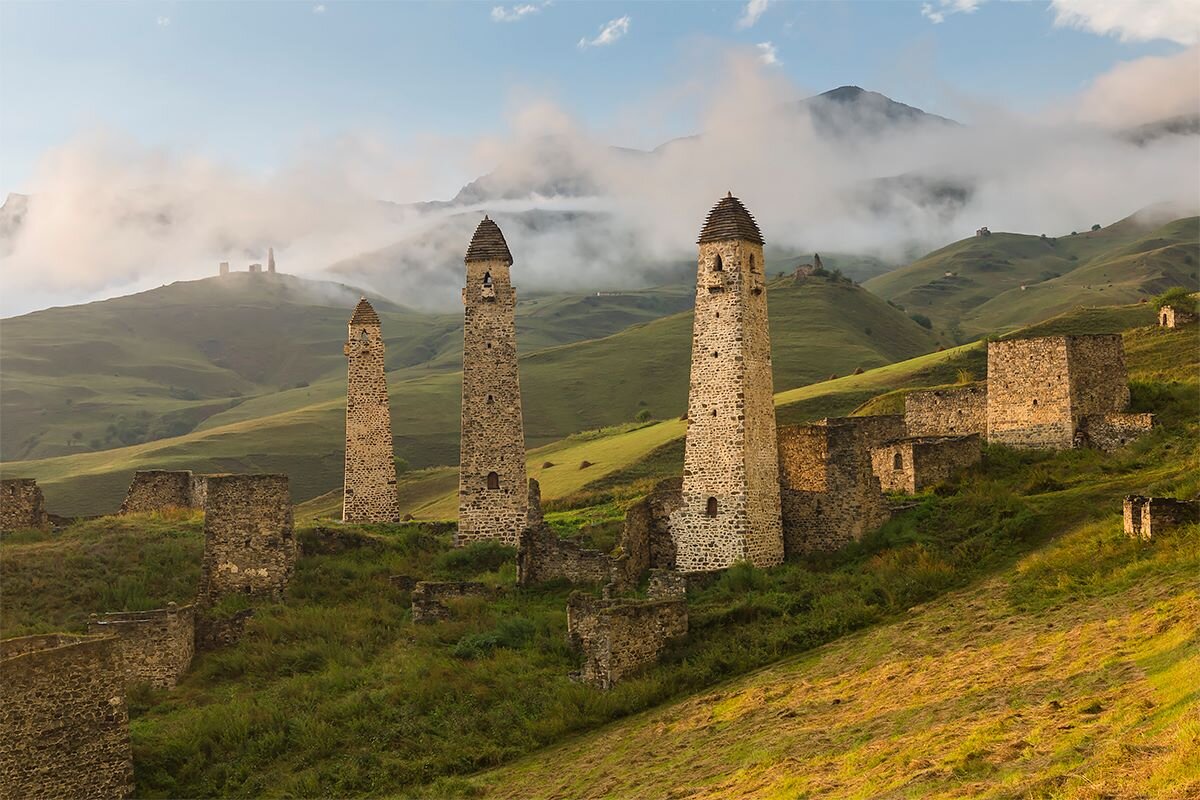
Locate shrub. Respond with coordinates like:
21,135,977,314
634,409,652,423
1091,224,1101,231
910,314,933,329
1154,286,1198,313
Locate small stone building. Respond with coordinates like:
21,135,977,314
871,434,982,495
0,633,134,799
1158,305,1197,328
0,477,49,531
458,216,529,546
986,335,1132,450
87,604,195,689
567,592,688,690
904,384,987,437
1123,495,1200,540
670,193,784,572
119,470,207,515
342,298,402,523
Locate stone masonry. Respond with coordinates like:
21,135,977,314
904,384,987,437
119,470,207,515
1123,495,1200,540
343,298,402,523
411,581,493,624
567,592,688,689
987,335,1131,450
1078,412,1155,452
0,478,49,531
0,633,134,799
87,603,195,689
1159,305,1197,328
670,193,784,571
458,216,528,546
871,434,982,495
778,415,906,555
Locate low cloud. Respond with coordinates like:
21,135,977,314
920,0,982,25
578,15,630,49
491,3,544,23
1050,0,1200,46
737,0,771,30
1069,45,1200,127
756,42,780,66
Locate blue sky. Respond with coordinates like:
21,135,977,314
0,0,1190,198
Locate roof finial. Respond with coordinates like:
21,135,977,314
726,190,733,198
484,213,490,221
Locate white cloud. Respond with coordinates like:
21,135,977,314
578,15,630,49
1069,45,1200,127
155,16,170,27
756,42,781,66
920,0,983,25
312,4,326,14
491,3,541,23
737,0,771,30
1050,0,1200,46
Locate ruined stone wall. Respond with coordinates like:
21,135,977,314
646,569,687,600
411,581,492,624
904,384,987,437
517,524,613,587
0,478,49,531
86,604,195,689
458,251,528,546
0,634,134,799
871,435,982,494
987,337,1075,449
620,477,682,575
671,238,783,571
1065,335,1130,419
196,474,295,608
343,304,401,523
1080,413,1154,452
1123,495,1200,539
1160,305,1197,328
566,593,688,689
118,470,204,514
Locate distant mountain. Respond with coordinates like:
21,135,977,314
0,192,29,256
799,85,959,137
1121,113,1200,146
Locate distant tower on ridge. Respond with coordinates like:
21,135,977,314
342,297,401,523
219,261,230,277
669,192,784,571
457,216,528,546
267,247,276,274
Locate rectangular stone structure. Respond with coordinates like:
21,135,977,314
567,593,688,690
871,434,982,494
1079,412,1155,452
0,634,134,799
0,478,49,531
1123,495,1200,540
197,474,296,608
670,193,783,572
458,217,529,546
119,469,206,515
87,604,195,689
1159,305,1197,328
986,335,1130,450
904,384,987,437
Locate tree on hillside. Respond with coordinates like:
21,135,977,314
1154,287,1198,313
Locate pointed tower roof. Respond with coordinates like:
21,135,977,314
349,297,380,325
465,215,513,264
697,192,764,245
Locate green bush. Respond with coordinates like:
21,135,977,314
452,616,537,659
1154,286,1198,313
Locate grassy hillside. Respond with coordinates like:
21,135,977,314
4,276,939,515
865,214,1198,339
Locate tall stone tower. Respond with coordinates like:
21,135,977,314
342,297,401,522
458,216,528,546
267,247,276,273
669,192,784,571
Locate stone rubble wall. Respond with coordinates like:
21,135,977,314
566,593,688,690
1079,412,1154,452
904,384,987,437
517,524,613,587
618,477,682,575
0,634,134,799
458,256,528,546
0,478,49,531
871,435,982,495
343,317,401,523
646,569,687,600
1065,335,1130,420
986,337,1076,449
194,608,255,653
119,470,205,515
1123,495,1200,539
411,581,493,624
87,604,195,689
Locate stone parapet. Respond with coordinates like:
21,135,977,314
567,593,688,689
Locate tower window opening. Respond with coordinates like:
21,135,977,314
483,271,493,286
713,255,723,272
705,497,718,517
486,342,492,349
712,351,719,358
486,471,500,490
1032,398,1039,407
749,254,757,272
486,394,494,404
359,330,370,343
893,453,903,470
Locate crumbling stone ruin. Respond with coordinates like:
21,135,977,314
670,193,784,572
219,261,230,276
1159,305,1197,328
987,335,1145,450
458,216,529,546
411,581,493,624
518,523,614,587
976,226,991,237
618,477,682,576
87,604,195,689
904,384,987,437
0,633,134,799
646,568,687,600
0,477,49,531
119,469,207,515
778,416,906,555
567,592,688,689
1124,495,1200,540
342,298,402,523
1077,412,1155,453
871,434,982,494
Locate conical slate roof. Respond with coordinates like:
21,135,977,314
349,297,380,325
697,192,764,245
465,215,513,263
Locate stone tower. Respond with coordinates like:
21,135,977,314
342,297,401,522
267,247,276,273
669,193,784,571
458,216,528,546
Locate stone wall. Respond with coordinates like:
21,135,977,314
411,581,493,624
1123,495,1200,540
566,593,688,689
671,204,783,572
194,608,255,652
0,477,49,531
119,470,205,515
458,218,528,546
618,477,682,575
342,298,401,523
517,524,614,587
778,416,904,555
646,569,687,600
87,603,195,689
871,434,982,494
0,633,134,799
1159,305,1197,328
904,384,987,437
1079,412,1155,452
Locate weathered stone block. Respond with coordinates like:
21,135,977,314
119,470,205,515
1159,305,1197,328
567,593,688,690
1079,412,1154,452
904,384,987,437
197,474,296,608
871,434,982,495
0,478,49,532
87,604,195,689
1123,495,1200,540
